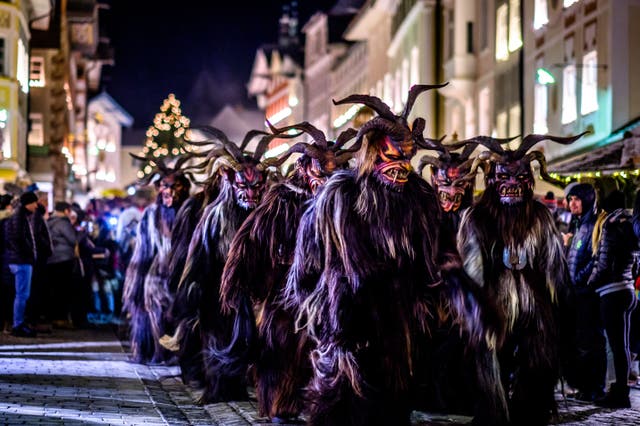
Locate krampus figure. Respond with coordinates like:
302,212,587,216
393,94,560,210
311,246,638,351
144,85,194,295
457,133,584,425
163,129,270,384
415,137,512,416
122,155,193,364
285,85,505,425
168,127,293,402
220,122,357,422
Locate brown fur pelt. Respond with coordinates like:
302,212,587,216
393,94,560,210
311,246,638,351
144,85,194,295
122,203,175,364
285,170,464,425
220,174,313,419
457,184,572,425
169,179,253,402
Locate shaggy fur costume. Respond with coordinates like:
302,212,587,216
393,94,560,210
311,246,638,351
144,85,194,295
221,175,312,419
458,189,569,425
122,202,179,364
220,123,357,420
286,170,504,425
170,179,255,402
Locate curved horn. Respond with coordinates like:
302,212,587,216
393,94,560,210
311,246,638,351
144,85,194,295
401,83,449,120
210,155,242,175
268,120,328,148
333,94,395,121
240,129,270,151
448,135,517,155
524,150,567,188
461,156,490,181
417,155,444,175
516,131,589,158
129,152,149,162
415,134,447,151
262,141,311,168
332,128,358,150
188,125,232,145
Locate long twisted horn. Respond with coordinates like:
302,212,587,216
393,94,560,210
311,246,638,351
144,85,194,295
417,155,445,175
333,94,395,121
524,150,567,188
333,128,358,150
189,125,232,146
401,83,449,120
268,121,328,148
210,155,242,175
516,131,589,158
240,129,270,151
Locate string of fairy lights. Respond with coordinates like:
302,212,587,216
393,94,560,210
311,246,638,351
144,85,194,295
547,169,640,184
136,94,191,179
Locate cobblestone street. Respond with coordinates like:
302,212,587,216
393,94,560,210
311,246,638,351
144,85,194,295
0,327,639,425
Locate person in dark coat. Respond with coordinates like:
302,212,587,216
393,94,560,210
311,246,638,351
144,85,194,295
564,182,606,401
47,201,79,328
589,191,638,408
27,194,53,330
4,191,39,337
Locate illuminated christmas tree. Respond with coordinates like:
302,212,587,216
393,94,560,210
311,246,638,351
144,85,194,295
137,93,190,179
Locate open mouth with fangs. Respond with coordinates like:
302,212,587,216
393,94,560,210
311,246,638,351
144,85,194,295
499,186,523,203
376,161,412,187
438,190,462,212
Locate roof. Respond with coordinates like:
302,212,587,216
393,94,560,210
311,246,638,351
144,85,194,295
89,91,134,127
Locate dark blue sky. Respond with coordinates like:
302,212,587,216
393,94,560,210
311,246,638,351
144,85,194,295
104,0,336,128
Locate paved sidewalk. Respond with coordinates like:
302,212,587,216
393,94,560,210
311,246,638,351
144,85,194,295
0,326,212,425
1,326,640,425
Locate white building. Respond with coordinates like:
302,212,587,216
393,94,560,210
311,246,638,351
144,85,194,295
86,91,133,195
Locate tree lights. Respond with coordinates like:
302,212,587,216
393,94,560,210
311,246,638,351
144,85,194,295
136,94,191,179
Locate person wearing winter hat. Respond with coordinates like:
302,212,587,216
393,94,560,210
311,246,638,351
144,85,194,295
564,182,607,402
4,191,39,337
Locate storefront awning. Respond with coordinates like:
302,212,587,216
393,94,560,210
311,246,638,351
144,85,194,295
548,118,640,175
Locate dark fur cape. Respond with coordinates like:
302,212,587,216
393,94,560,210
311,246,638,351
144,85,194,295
221,174,312,419
285,170,503,425
122,203,175,364
169,179,252,402
458,185,572,425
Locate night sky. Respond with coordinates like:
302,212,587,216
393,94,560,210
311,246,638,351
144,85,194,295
104,0,336,128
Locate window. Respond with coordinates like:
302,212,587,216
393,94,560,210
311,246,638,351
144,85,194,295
581,50,598,115
383,73,393,108
478,86,491,135
410,47,419,86
447,9,455,60
534,0,548,30
29,57,45,87
394,69,402,113
480,0,488,50
401,59,409,95
496,4,509,61
562,64,577,124
508,0,522,52
28,113,44,146
534,83,549,134
496,110,508,138
509,104,521,138
17,39,29,93
0,38,4,75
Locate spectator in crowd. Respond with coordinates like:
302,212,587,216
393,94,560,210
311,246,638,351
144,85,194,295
4,191,39,337
27,192,52,331
47,201,79,328
589,190,638,408
564,183,607,401
0,193,14,333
